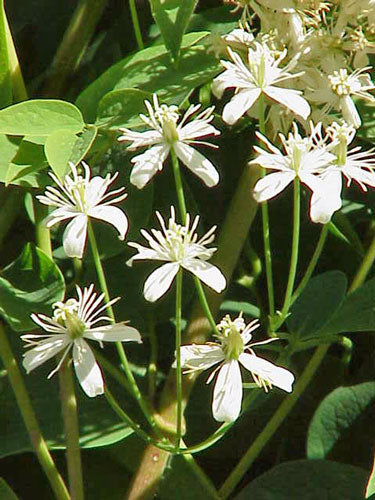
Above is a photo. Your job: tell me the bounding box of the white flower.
[127,207,226,302]
[118,94,220,189]
[22,285,142,397]
[178,314,294,422]
[310,122,375,223]
[37,162,128,259]
[251,122,336,220]
[212,42,311,125]
[307,67,375,128]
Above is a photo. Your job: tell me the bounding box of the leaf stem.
[349,230,375,293]
[258,94,274,317]
[4,11,27,101]
[291,224,329,304]
[175,268,183,449]
[272,179,300,331]
[0,323,70,500]
[87,220,161,435]
[42,0,107,97]
[129,0,144,50]
[58,358,85,500]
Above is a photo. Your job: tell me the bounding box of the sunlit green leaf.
[0,479,18,500]
[0,1,11,109]
[0,100,84,136]
[5,139,49,188]
[44,129,77,179]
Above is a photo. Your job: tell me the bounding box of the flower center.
[216,315,245,360]
[248,47,267,88]
[155,104,180,144]
[69,176,89,212]
[327,122,353,166]
[328,69,351,96]
[53,299,85,340]
[164,221,189,262]
[285,134,310,173]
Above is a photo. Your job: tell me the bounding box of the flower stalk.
[175,269,183,448]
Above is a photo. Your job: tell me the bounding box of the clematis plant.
[22,285,142,397]
[118,94,220,189]
[212,41,311,125]
[37,162,128,258]
[178,314,294,422]
[127,206,226,302]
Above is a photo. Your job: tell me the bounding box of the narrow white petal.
[130,144,170,189]
[212,360,243,422]
[22,335,70,373]
[239,353,294,393]
[341,96,361,128]
[176,344,225,371]
[309,170,342,224]
[85,176,108,207]
[264,86,311,120]
[144,262,180,302]
[63,214,88,258]
[88,205,128,240]
[253,171,295,202]
[222,88,261,125]
[43,207,77,227]
[183,259,226,293]
[84,324,142,343]
[73,338,104,397]
[174,142,219,187]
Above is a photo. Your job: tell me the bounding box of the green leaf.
[0,243,65,331]
[366,455,375,498]
[96,88,152,130]
[69,125,98,165]
[234,460,367,499]
[44,129,77,179]
[0,134,21,183]
[76,32,220,123]
[0,332,134,457]
[0,479,19,500]
[286,271,347,341]
[0,1,11,109]
[321,277,375,335]
[150,0,198,62]
[5,139,49,188]
[307,382,375,460]
[0,99,84,136]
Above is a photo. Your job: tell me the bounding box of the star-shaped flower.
[310,122,375,223]
[251,122,336,221]
[118,94,220,189]
[127,207,226,302]
[22,285,142,397]
[212,42,311,125]
[37,162,128,259]
[178,314,294,422]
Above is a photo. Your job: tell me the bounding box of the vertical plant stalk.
[348,231,375,293]
[0,323,70,500]
[42,0,108,97]
[258,94,275,316]
[35,203,84,500]
[126,163,262,500]
[4,11,27,101]
[129,0,144,50]
[175,269,183,448]
[291,224,329,304]
[87,220,160,434]
[273,179,300,331]
[58,358,85,500]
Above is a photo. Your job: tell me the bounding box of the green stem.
[258,94,274,317]
[218,343,330,498]
[291,224,329,304]
[105,388,171,450]
[58,358,84,500]
[35,201,84,499]
[87,220,160,434]
[42,0,107,97]
[175,269,183,449]
[0,324,70,500]
[181,453,221,500]
[4,11,27,101]
[349,230,375,293]
[193,276,218,333]
[273,179,300,331]
[129,0,144,50]
[171,149,187,222]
